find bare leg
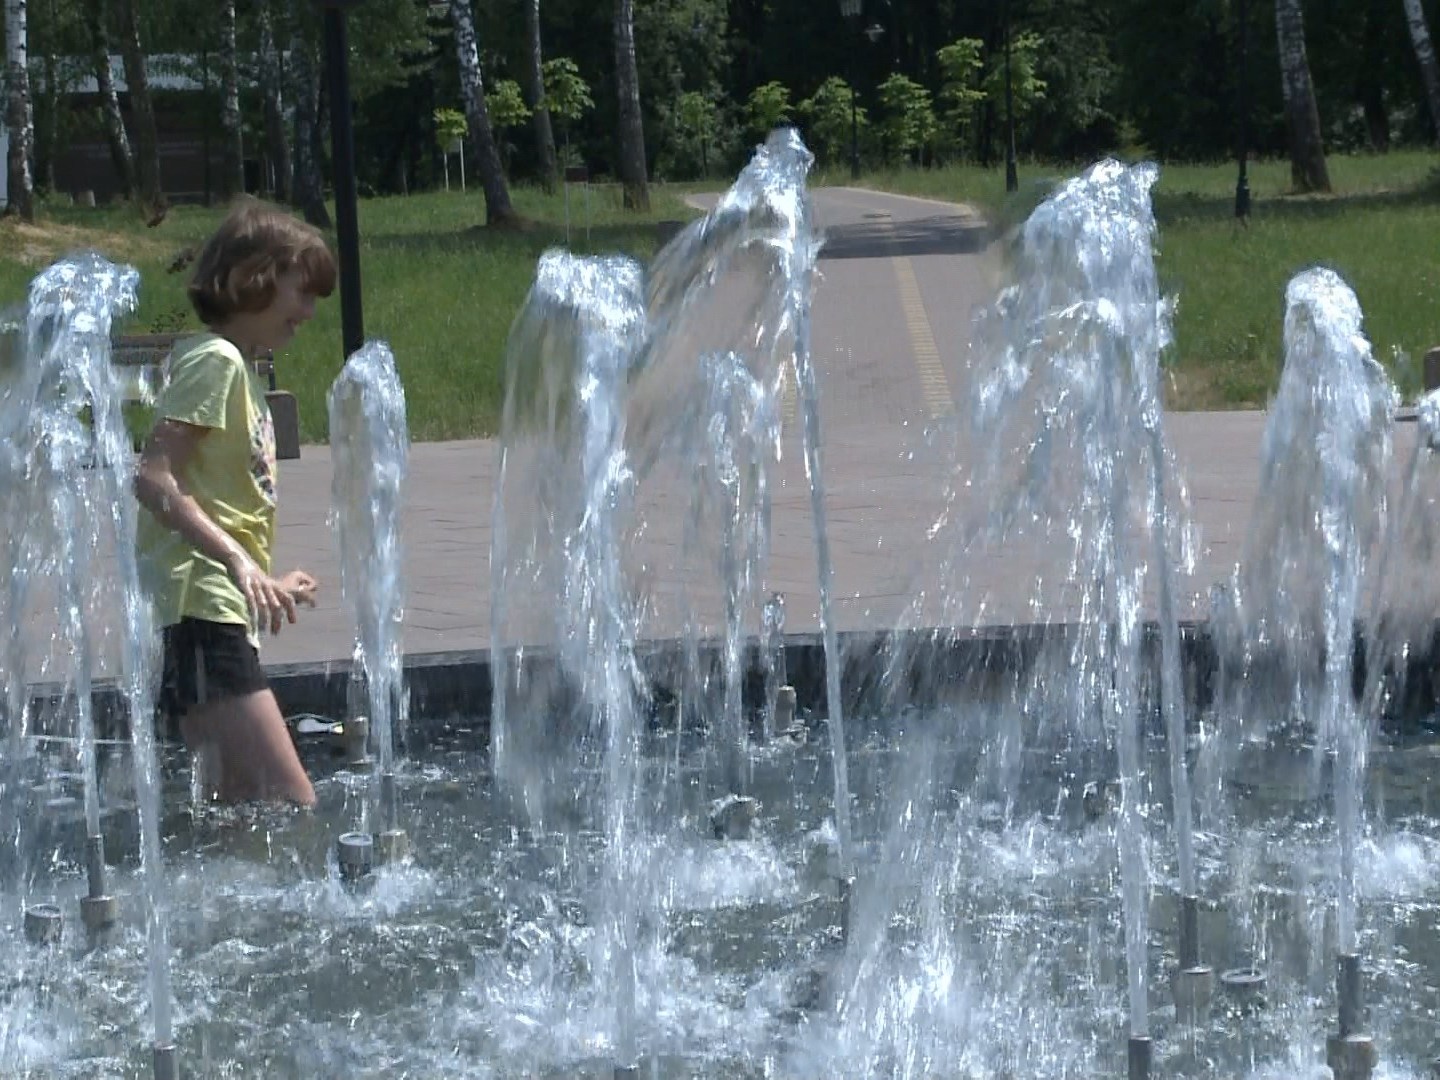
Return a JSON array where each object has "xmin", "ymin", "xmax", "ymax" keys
[{"xmin": 180, "ymin": 690, "xmax": 316, "ymax": 807}]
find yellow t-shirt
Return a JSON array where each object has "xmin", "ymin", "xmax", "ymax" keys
[{"xmin": 136, "ymin": 333, "xmax": 278, "ymax": 641}]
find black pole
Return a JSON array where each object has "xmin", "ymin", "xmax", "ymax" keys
[
  {"xmin": 850, "ymin": 75, "xmax": 860, "ymax": 180},
  {"xmin": 322, "ymin": 0, "xmax": 364, "ymax": 358},
  {"xmin": 1003, "ymin": 0, "xmax": 1017, "ymax": 193},
  {"xmin": 1235, "ymin": 0, "xmax": 1251, "ymax": 219}
]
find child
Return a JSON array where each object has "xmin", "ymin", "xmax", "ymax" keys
[{"xmin": 135, "ymin": 198, "xmax": 337, "ymax": 807}]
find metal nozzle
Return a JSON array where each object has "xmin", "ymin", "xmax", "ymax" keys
[{"xmin": 24, "ymin": 904, "xmax": 63, "ymax": 946}]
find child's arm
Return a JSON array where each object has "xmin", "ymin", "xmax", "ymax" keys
[{"xmin": 136, "ymin": 419, "xmax": 299, "ymax": 634}]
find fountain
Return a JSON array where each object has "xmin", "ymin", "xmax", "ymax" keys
[
  {"xmin": 328, "ymin": 339, "xmax": 412, "ymax": 874},
  {"xmin": 0, "ymin": 254, "xmax": 177, "ymax": 1078},
  {"xmin": 10, "ymin": 145, "xmax": 1440, "ymax": 1078},
  {"xmin": 1217, "ymin": 266, "xmax": 1397, "ymax": 1079}
]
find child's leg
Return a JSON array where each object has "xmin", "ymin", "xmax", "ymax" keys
[
  {"xmin": 182, "ymin": 690, "xmax": 316, "ymax": 806},
  {"xmin": 161, "ymin": 617, "xmax": 315, "ymax": 808}
]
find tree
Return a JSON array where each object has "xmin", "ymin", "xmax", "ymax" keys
[
  {"xmin": 981, "ymin": 29, "xmax": 1046, "ymax": 162},
  {"xmin": 745, "ymin": 81, "xmax": 791, "ymax": 141},
  {"xmin": 543, "ymin": 55, "xmax": 593, "ymax": 166},
  {"xmin": 116, "ymin": 0, "xmax": 164, "ymax": 217},
  {"xmin": 82, "ymin": 0, "xmax": 133, "ymax": 200},
  {"xmin": 218, "ymin": 0, "xmax": 243, "ymax": 199},
  {"xmin": 449, "ymin": 0, "xmax": 515, "ymax": 224},
  {"xmin": 876, "ymin": 73, "xmax": 936, "ymax": 165},
  {"xmin": 257, "ymin": 0, "xmax": 291, "ymax": 201},
  {"xmin": 1275, "ymin": 0, "xmax": 1330, "ymax": 192},
  {"xmin": 4, "ymin": 0, "xmax": 35, "ymax": 219},
  {"xmin": 936, "ymin": 38, "xmax": 986, "ymax": 162},
  {"xmin": 675, "ymin": 89, "xmax": 720, "ymax": 175},
  {"xmin": 1402, "ymin": 0, "xmax": 1440, "ymax": 143},
  {"xmin": 488, "ymin": 79, "xmax": 531, "ymax": 174},
  {"xmin": 613, "ymin": 0, "xmax": 649, "ymax": 210},
  {"xmin": 523, "ymin": 0, "xmax": 560, "ymax": 192},
  {"xmin": 799, "ymin": 76, "xmax": 863, "ymax": 167}
]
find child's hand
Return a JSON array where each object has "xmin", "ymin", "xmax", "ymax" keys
[{"xmin": 279, "ymin": 570, "xmax": 319, "ymax": 608}]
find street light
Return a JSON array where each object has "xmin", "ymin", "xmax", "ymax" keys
[
  {"xmin": 1234, "ymin": 0, "xmax": 1251, "ymax": 219},
  {"xmin": 1003, "ymin": 0, "xmax": 1017, "ymax": 193},
  {"xmin": 838, "ymin": 0, "xmax": 885, "ymax": 181},
  {"xmin": 319, "ymin": 0, "xmax": 365, "ymax": 358}
]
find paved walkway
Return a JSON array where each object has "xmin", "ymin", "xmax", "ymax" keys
[
  {"xmin": 255, "ymin": 186, "xmax": 1292, "ymax": 669},
  {"xmin": 20, "ymin": 186, "xmax": 1423, "ymax": 674}
]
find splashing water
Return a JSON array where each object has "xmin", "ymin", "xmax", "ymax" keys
[
  {"xmin": 1227, "ymin": 268, "xmax": 1396, "ymax": 959},
  {"xmin": 0, "ymin": 254, "xmax": 176, "ymax": 1064},
  {"xmin": 491, "ymin": 249, "xmax": 647, "ymax": 1066},
  {"xmin": 329, "ymin": 340, "xmax": 411, "ymax": 824},
  {"xmin": 887, "ymin": 160, "xmax": 1190, "ymax": 1048}
]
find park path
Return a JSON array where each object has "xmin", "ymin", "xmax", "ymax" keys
[
  {"xmin": 250, "ymin": 186, "xmax": 1293, "ymax": 669},
  {"xmin": 23, "ymin": 186, "xmax": 1383, "ymax": 674}
]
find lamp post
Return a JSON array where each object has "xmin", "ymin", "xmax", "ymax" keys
[
  {"xmin": 319, "ymin": 0, "xmax": 365, "ymax": 358},
  {"xmin": 1234, "ymin": 0, "xmax": 1251, "ymax": 219},
  {"xmin": 1003, "ymin": 0, "xmax": 1017, "ymax": 193},
  {"xmin": 839, "ymin": 0, "xmax": 862, "ymax": 179}
]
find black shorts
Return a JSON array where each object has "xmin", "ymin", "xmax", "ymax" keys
[{"xmin": 157, "ymin": 618, "xmax": 268, "ymax": 739}]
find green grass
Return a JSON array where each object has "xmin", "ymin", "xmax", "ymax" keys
[
  {"xmin": 0, "ymin": 182, "xmax": 698, "ymax": 442},
  {"xmin": 827, "ymin": 149, "xmax": 1440, "ymax": 408},
  {"xmin": 6, "ymin": 152, "xmax": 1438, "ymax": 434}
]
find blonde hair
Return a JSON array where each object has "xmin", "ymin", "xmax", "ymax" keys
[{"xmin": 188, "ymin": 197, "xmax": 337, "ymax": 325}]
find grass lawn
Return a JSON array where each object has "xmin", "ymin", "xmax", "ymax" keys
[
  {"xmin": 0, "ymin": 182, "xmax": 697, "ymax": 442},
  {"xmin": 4, "ymin": 150, "xmax": 1437, "ymax": 440},
  {"xmin": 826, "ymin": 149, "xmax": 1440, "ymax": 408}
]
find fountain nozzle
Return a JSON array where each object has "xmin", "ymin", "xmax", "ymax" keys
[
  {"xmin": 1327, "ymin": 952, "xmax": 1377, "ymax": 1080},
  {"xmin": 23, "ymin": 903, "xmax": 63, "ymax": 945},
  {"xmin": 341, "ymin": 715, "xmax": 372, "ymax": 769},
  {"xmin": 1171, "ymin": 894, "xmax": 1214, "ymax": 1024},
  {"xmin": 152, "ymin": 1042, "xmax": 179, "ymax": 1080},
  {"xmin": 1128, "ymin": 1035, "xmax": 1151, "ymax": 1080},
  {"xmin": 337, "ymin": 831, "xmax": 375, "ymax": 886},
  {"xmin": 80, "ymin": 834, "xmax": 118, "ymax": 933}
]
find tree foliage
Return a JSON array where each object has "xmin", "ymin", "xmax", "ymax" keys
[{"xmin": 6, "ymin": 0, "xmax": 1440, "ymax": 196}]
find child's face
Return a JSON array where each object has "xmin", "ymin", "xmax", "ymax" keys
[{"xmin": 257, "ymin": 267, "xmax": 319, "ymax": 352}]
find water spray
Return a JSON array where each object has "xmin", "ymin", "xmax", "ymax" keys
[{"xmin": 329, "ymin": 342, "xmax": 411, "ymax": 882}]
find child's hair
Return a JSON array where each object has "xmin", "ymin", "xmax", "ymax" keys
[{"xmin": 188, "ymin": 197, "xmax": 337, "ymax": 325}]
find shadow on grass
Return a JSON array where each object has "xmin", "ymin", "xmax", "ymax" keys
[
  {"xmin": 1153, "ymin": 170, "xmax": 1440, "ymax": 226},
  {"xmin": 363, "ymin": 220, "xmax": 668, "ymax": 259}
]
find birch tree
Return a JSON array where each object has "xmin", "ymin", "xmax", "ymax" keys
[
  {"xmin": 1403, "ymin": 0, "xmax": 1440, "ymax": 143},
  {"xmin": 116, "ymin": 0, "xmax": 164, "ymax": 215},
  {"xmin": 448, "ymin": 0, "xmax": 514, "ymax": 225},
  {"xmin": 4, "ymin": 0, "xmax": 35, "ymax": 219},
  {"xmin": 1275, "ymin": 0, "xmax": 1330, "ymax": 193},
  {"xmin": 218, "ymin": 0, "xmax": 243, "ymax": 198},
  {"xmin": 613, "ymin": 0, "xmax": 649, "ymax": 211},
  {"xmin": 83, "ymin": 0, "xmax": 134, "ymax": 199},
  {"xmin": 523, "ymin": 0, "xmax": 559, "ymax": 193},
  {"xmin": 257, "ymin": 0, "xmax": 291, "ymax": 201}
]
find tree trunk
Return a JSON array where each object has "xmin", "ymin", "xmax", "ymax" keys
[
  {"xmin": 1359, "ymin": 0, "xmax": 1390, "ymax": 152},
  {"xmin": 84, "ymin": 0, "xmax": 135, "ymax": 199},
  {"xmin": 524, "ymin": 0, "xmax": 559, "ymax": 193},
  {"xmin": 289, "ymin": 34, "xmax": 331, "ymax": 228},
  {"xmin": 258, "ymin": 0, "xmax": 291, "ymax": 201},
  {"xmin": 1274, "ymin": 0, "xmax": 1330, "ymax": 193},
  {"xmin": 613, "ymin": 0, "xmax": 649, "ymax": 211},
  {"xmin": 116, "ymin": 0, "xmax": 164, "ymax": 215},
  {"xmin": 4, "ymin": 0, "xmax": 35, "ymax": 219},
  {"xmin": 1403, "ymin": 0, "xmax": 1440, "ymax": 143},
  {"xmin": 218, "ymin": 0, "xmax": 244, "ymax": 199},
  {"xmin": 448, "ymin": 0, "xmax": 514, "ymax": 225}
]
